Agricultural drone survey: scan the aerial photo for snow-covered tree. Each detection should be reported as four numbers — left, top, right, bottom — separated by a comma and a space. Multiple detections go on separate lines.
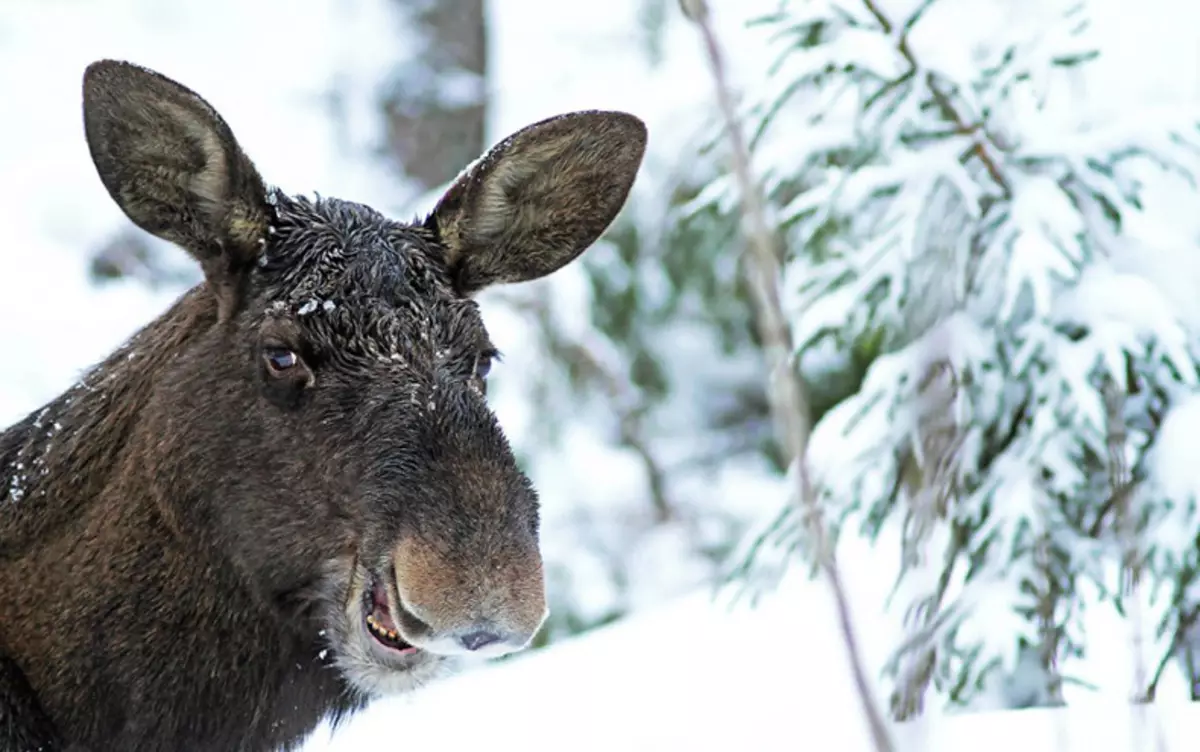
710, 0, 1200, 715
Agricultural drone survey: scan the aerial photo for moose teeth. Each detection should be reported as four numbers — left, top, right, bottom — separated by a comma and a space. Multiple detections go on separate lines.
365, 613, 401, 642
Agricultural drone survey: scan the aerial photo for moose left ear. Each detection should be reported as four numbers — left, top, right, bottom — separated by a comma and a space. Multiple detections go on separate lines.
427, 110, 647, 295
82, 60, 271, 317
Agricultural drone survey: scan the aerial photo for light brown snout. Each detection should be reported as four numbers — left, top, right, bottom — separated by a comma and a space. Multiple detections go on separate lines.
389, 535, 548, 658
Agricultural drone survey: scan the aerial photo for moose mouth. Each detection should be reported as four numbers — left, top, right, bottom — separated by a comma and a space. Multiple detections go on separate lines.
362, 575, 418, 656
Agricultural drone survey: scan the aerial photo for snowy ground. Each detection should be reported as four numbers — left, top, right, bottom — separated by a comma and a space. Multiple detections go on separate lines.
3, 0, 1200, 750
302, 531, 1200, 752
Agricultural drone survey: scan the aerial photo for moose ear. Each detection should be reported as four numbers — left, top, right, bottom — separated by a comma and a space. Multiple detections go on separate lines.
428, 110, 647, 295
82, 60, 270, 309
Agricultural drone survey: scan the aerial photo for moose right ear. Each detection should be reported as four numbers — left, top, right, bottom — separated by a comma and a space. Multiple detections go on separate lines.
81, 60, 271, 301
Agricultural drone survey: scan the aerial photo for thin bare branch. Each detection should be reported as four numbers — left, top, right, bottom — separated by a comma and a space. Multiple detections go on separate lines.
679, 1, 895, 750
1034, 530, 1065, 705
1105, 382, 1146, 696
1104, 380, 1167, 751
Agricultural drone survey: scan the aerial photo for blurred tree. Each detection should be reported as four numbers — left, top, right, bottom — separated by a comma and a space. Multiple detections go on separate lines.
89, 228, 197, 291
379, 0, 487, 190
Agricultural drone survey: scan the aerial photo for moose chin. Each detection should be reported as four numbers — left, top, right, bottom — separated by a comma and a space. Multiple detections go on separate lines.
0, 59, 646, 752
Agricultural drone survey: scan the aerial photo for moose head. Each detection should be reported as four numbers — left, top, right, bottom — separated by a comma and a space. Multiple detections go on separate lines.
68, 60, 645, 699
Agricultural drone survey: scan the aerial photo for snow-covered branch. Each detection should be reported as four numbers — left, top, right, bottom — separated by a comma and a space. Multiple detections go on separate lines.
709, 0, 1200, 717
860, 0, 1012, 199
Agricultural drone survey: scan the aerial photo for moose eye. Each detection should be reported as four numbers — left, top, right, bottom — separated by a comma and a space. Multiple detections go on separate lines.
264, 347, 299, 374
258, 342, 313, 408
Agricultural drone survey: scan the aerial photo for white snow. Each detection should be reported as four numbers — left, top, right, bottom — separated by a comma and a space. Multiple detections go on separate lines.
1150, 394, 1200, 508
302, 535, 1200, 751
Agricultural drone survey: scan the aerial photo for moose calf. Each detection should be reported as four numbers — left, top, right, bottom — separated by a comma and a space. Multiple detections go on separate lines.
0, 60, 645, 751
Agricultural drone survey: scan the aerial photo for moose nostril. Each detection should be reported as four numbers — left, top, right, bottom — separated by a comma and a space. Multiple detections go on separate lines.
458, 629, 503, 652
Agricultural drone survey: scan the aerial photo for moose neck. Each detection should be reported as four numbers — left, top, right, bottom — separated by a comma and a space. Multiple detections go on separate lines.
1, 284, 359, 749
1, 285, 216, 558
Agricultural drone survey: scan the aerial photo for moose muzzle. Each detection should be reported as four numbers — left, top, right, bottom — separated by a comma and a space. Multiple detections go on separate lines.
387, 534, 548, 658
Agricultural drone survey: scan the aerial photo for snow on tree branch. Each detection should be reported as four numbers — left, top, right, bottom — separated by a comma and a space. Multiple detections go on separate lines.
699, 0, 1200, 717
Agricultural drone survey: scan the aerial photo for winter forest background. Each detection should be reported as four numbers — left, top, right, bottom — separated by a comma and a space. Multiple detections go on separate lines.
3, 0, 1200, 749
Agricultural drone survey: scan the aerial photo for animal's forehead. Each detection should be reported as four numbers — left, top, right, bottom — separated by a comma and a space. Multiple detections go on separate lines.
257, 192, 452, 305
254, 192, 485, 358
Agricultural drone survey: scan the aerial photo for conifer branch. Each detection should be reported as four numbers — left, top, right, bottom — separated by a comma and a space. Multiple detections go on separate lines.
862, 0, 1013, 199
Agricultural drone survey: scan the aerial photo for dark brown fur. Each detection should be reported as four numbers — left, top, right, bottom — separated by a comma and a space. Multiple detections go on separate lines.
0, 60, 645, 752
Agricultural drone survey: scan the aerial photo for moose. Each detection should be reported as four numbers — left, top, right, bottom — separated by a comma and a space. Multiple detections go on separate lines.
0, 60, 646, 751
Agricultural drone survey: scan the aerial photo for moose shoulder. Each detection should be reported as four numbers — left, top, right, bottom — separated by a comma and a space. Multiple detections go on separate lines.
0, 60, 645, 752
